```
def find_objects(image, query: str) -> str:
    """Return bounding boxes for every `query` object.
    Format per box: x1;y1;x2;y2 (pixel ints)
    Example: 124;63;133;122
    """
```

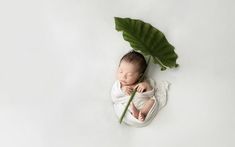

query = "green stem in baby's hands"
119;88;137;124
119;56;151;124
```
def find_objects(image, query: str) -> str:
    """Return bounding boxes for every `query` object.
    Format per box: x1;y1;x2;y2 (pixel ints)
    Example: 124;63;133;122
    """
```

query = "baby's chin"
120;81;134;86
121;83;128;86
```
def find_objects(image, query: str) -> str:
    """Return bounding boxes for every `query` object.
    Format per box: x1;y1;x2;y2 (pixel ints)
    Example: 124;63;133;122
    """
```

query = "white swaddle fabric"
111;79;170;127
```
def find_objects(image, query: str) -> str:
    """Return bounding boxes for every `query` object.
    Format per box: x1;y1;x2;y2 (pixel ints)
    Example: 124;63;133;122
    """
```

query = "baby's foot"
130;102;139;119
138;111;146;122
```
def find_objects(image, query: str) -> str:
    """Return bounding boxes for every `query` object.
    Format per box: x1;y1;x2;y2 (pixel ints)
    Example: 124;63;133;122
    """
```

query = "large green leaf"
115;17;178;70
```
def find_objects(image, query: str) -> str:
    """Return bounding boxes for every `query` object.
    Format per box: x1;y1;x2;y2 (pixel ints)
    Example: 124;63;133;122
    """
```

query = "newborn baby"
115;50;155;121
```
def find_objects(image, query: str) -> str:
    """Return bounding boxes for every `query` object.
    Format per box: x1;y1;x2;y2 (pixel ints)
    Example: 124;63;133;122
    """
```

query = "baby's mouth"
121;81;126;84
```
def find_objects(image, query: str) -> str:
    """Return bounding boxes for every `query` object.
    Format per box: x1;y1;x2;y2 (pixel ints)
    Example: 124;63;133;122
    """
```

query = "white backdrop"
0;0;235;147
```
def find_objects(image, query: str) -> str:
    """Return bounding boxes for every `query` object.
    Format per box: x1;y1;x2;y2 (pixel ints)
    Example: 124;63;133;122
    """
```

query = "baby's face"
117;61;141;86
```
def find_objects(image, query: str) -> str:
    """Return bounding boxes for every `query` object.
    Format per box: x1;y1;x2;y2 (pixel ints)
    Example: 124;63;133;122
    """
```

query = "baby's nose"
122;75;127;79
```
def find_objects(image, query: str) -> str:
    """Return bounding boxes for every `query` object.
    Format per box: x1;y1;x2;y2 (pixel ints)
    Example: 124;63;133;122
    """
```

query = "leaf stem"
153;57;168;70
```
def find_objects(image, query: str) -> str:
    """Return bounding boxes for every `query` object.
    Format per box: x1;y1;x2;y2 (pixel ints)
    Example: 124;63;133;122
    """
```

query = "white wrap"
111;79;169;127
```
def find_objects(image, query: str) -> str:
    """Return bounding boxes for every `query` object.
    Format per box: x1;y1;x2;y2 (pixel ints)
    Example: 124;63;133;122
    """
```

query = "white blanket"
111;79;169;127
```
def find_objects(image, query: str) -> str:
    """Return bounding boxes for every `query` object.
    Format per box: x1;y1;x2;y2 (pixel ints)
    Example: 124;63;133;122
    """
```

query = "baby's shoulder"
141;77;151;83
143;77;155;86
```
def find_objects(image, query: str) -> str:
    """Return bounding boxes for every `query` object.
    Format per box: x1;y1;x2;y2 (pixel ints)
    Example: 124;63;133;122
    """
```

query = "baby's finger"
130;89;133;93
141;88;144;92
137;87;141;92
126;91;130;95
134;84;139;89
128;89;132;95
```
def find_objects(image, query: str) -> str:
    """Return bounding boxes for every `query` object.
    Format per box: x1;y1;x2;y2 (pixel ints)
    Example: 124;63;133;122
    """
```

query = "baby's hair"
119;50;147;74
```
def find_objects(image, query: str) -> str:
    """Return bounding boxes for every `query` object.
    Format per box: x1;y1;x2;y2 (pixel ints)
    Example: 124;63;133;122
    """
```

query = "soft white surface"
0;0;235;147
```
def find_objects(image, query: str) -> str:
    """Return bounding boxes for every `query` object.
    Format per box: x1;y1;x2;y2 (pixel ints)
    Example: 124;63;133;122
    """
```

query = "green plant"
114;17;178;124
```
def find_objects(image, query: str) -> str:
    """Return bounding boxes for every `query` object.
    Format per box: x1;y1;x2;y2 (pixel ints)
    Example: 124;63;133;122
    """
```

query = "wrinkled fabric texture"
111;79;170;127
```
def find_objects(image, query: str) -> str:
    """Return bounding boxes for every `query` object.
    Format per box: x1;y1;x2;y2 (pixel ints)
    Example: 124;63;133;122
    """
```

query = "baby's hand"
122;86;134;95
134;81;152;93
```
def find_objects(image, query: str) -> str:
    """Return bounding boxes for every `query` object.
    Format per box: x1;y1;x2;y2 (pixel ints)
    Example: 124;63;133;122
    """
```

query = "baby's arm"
134;80;153;93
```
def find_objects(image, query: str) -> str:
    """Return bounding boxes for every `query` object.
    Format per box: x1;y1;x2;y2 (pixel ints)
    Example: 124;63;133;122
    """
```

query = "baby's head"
117;50;147;86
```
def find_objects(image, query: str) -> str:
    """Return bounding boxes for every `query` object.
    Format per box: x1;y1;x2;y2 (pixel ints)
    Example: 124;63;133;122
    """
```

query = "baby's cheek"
130;79;137;85
117;74;121;80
